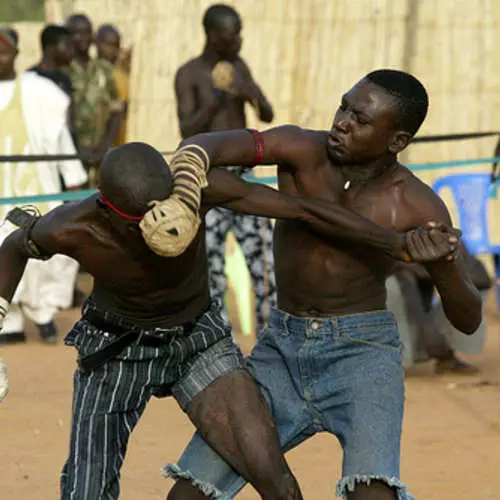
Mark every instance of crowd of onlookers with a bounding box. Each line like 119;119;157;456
0;14;129;345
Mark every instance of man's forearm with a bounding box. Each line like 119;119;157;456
0;232;29;302
301;198;407;260
255;91;273;123
426;259;482;334
180;104;219;139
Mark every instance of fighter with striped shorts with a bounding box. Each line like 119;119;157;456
0;137;428;499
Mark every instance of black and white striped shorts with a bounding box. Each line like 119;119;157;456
64;300;245;409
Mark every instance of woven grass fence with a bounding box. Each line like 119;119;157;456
44;0;500;245
6;22;44;72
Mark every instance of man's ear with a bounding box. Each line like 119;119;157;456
388;130;411;154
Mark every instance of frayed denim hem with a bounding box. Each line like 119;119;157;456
336;474;415;499
163;462;230;500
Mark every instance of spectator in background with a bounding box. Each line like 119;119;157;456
96;24;130;145
30;24;77;190
0;27;87;344
29;24;73;98
65;13;122;186
387;246;491;374
174;4;275;332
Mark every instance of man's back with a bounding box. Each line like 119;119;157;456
34;196;210;327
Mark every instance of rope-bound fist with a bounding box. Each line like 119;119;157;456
212;61;234;92
405;221;462;263
139;195;201;257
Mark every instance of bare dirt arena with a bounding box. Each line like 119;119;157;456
1;277;499;499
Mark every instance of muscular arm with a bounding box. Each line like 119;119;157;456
0;208;74;302
175;67;219;139
181;125;314;167
237;61;273;123
402;182;482;334
203;168;409;259
0;231;30;302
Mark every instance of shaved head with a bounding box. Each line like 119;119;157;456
99;142;173;218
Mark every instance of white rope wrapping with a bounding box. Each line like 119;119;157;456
169;145;210;212
139;145;211;257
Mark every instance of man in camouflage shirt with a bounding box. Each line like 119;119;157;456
66;14;123;186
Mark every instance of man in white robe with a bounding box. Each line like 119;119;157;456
0;27;87;350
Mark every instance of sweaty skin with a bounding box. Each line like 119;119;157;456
0;166;415;330
182;125;481;334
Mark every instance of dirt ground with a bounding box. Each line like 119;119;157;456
0;284;499;500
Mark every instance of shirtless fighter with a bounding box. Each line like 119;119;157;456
166;69;480;500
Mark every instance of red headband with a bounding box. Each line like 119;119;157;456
97;186;143;220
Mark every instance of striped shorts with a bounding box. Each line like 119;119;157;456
60;300;244;500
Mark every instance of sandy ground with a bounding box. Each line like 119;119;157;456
0;284;499;500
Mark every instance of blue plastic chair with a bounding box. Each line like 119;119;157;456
432;173;500;306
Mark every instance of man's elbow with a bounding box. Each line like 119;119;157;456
179;126;191;140
260;108;274;123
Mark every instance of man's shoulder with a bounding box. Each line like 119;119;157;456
393;164;450;223
393;165;435;197
176;56;203;75
28;67;72;94
283;126;328;153
33;197;96;255
20;71;69;103
275;125;327;143
270;126;328;167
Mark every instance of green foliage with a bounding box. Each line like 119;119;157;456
0;0;45;22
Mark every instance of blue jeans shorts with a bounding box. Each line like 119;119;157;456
165;308;413;499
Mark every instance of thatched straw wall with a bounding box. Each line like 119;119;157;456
9;22;44;72
47;0;500;244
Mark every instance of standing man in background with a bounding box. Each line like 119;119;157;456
65;13;122;187
29;24;74;98
29;24;77;188
0;27;87;344
96;23;130;146
175;3;276;333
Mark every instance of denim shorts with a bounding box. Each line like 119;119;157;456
165;308;413;499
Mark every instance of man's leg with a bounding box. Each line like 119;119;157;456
233;214;276;332
168;330;305;500
322;312;412;500
186;370;300;499
61;358;150;499
205;207;233;321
